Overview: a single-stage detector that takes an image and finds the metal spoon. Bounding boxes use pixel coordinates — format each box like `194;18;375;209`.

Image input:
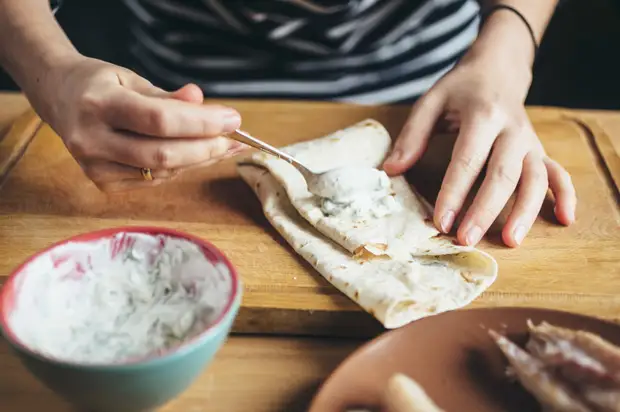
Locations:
231;128;317;184
231;129;387;199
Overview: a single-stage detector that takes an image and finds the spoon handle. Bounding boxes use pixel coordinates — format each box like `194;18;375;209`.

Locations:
230;129;312;176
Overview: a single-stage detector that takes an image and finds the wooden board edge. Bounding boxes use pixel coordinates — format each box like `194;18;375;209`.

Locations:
232;306;384;338
0;109;42;187
561;115;620;210
0;93;31;138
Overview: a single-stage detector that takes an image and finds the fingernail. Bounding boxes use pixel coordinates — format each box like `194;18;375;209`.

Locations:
465;225;482;246
440;210;455;233
223;110;241;132
513;224;526;245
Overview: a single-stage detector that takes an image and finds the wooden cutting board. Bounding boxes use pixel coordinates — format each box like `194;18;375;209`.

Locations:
0;100;619;338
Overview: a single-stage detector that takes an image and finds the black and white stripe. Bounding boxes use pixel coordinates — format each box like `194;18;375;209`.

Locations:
50;0;62;14
121;0;480;104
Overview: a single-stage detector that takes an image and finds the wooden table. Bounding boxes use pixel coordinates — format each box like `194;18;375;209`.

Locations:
1;93;619;411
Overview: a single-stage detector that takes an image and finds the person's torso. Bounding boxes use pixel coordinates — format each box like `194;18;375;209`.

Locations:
123;0;480;104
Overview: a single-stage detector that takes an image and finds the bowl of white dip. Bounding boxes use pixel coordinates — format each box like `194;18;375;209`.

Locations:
0;227;242;412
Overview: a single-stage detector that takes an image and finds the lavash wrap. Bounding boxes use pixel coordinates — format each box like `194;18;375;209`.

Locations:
237;119;498;329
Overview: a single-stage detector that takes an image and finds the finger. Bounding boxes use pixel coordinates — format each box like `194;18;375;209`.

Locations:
116;70;163;95
117;69;204;104
544;157;577;225
382;91;446;175
457;132;525;246
170;83;204;104
125;76;204;104
85;152;244;193
433;112;504;234
100;90;241;138
125;79;207;109
502;153;549;247
91;129;247;169
81;160;180;184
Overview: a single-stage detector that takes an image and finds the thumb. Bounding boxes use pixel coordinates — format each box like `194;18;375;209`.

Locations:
383;92;445;176
120;71;203;104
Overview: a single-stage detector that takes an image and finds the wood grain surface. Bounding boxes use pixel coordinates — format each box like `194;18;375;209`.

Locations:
576;112;620;199
0;334;360;412
0;109;41;187
0;99;619;338
1;95;620;412
0;93;29;138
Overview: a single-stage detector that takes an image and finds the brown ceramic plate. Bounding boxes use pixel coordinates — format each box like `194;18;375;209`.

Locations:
309;307;620;412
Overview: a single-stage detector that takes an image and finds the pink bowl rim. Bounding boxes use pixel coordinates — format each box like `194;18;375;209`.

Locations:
0;226;241;368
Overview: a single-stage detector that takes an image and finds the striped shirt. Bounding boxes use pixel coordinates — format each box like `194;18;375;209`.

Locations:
68;0;482;105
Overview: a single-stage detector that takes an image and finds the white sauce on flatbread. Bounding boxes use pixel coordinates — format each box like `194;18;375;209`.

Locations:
321;193;401;220
8;233;233;364
309;166;390;202
309;166;401;220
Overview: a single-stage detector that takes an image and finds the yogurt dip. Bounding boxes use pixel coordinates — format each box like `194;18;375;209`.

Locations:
309;166;401;220
7;232;233;364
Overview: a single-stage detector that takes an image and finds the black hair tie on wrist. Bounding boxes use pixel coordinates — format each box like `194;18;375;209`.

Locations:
481;4;539;56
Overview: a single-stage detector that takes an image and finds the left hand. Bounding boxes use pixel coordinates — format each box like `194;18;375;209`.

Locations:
383;55;576;248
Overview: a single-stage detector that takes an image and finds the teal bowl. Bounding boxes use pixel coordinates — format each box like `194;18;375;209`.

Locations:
0;227;242;412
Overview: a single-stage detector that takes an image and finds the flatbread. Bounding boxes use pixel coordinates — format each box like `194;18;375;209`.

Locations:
245;119;468;259
237;162;497;328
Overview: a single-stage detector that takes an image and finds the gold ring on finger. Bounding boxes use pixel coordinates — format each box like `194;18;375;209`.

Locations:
140;167;154;181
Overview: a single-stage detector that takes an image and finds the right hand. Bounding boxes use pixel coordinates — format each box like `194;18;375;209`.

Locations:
34;56;246;191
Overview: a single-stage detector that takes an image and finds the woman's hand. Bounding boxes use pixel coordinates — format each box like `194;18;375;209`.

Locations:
383;47;576;248
35;56;245;191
